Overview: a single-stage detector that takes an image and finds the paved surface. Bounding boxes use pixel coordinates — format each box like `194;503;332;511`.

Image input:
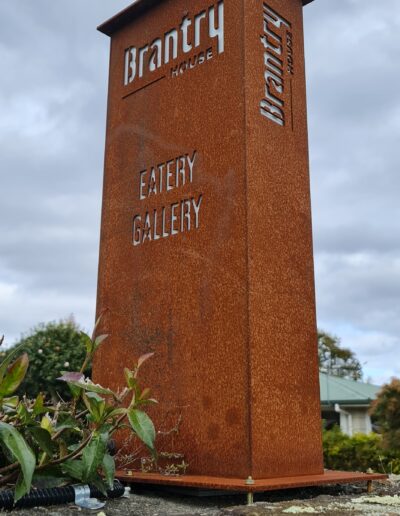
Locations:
7;477;400;515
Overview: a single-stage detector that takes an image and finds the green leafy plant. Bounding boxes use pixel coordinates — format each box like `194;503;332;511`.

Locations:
0;325;157;502
0;319;89;399
322;425;400;474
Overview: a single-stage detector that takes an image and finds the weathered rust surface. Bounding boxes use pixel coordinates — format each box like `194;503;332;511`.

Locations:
94;0;323;480
116;471;388;492
98;0;315;37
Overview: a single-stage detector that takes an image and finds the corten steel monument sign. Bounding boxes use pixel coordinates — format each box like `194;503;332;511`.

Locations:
94;0;385;492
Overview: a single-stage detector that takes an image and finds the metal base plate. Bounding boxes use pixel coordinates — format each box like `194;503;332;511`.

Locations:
116;470;387;493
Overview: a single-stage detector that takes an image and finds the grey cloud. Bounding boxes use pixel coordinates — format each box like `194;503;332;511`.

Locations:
0;1;128;342
305;0;400;381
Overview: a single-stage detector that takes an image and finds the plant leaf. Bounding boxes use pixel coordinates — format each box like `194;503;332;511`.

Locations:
2;395;19;409
82;433;108;482
32;393;46;416
137;353;154;370
106;407;127;420
66;380;117;398
68;383;82;399
85;391;104;403
138;398;158;407
40;415;53;434
61;459;84;481
102;453;115;489
15;473;29;503
127;409;156;451
83;392;106;423
0;422;35;501
80;332;93;354
58;372;84;383
0;343;26;384
91;309;108;341
139;387;151;400
0;353;29;397
93;334;108;351
124;368;136;389
54;416;81;434
17;403;33;425
33;467;67;488
90;475;107;496
29;427;55;457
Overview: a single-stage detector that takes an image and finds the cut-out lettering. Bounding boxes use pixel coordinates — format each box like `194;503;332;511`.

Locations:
259;3;294;128
194;11;207;47
123;2;225;87
124;48;137;85
132;151;203;247
181;16;193;53
208;2;224;54
149;39;162;71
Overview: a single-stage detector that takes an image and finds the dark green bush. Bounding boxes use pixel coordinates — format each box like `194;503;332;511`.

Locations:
370;378;400;450
323;426;400;474
0;318;89;399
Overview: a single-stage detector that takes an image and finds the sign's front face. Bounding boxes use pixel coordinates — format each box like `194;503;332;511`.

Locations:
96;0;252;477
95;0;323;479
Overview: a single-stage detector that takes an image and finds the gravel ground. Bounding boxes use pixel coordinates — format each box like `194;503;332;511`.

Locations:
4;477;400;515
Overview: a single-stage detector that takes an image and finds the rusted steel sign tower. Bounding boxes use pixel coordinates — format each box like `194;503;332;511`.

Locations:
94;0;385;493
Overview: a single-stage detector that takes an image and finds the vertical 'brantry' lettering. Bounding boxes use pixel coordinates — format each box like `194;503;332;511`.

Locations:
259;3;293;128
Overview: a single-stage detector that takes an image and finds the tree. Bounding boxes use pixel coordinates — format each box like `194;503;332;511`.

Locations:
0;318;89;399
370;378;400;449
318;330;363;381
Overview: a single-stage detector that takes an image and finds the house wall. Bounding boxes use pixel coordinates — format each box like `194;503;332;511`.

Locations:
322;405;373;436
338;406;372;436
349;408;372;434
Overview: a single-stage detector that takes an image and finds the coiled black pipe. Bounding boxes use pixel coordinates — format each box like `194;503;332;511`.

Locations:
0;480;125;511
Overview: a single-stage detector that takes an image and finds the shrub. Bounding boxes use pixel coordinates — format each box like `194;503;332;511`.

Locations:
0;319;89;399
323;426;400;474
370;378;400;450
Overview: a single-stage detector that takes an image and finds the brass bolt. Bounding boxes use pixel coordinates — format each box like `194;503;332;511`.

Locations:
245;477;255;505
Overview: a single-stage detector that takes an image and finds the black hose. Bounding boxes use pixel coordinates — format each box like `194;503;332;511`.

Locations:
91;480;125;499
0;480;124;511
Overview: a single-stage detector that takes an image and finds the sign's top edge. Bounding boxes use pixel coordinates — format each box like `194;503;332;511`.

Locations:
98;0;315;37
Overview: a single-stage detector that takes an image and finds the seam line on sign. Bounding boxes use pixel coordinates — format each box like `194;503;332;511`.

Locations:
290;79;294;131
122;75;166;99
241;0;253;476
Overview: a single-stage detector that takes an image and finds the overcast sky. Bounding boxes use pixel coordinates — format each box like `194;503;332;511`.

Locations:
0;0;399;385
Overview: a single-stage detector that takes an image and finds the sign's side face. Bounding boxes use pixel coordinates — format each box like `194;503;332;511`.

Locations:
243;0;323;477
94;0;252;477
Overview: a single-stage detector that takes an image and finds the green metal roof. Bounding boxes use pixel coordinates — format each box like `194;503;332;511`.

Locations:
320;373;381;406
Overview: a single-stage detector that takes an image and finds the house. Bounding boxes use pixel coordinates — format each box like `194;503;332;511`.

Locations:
320;372;381;436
